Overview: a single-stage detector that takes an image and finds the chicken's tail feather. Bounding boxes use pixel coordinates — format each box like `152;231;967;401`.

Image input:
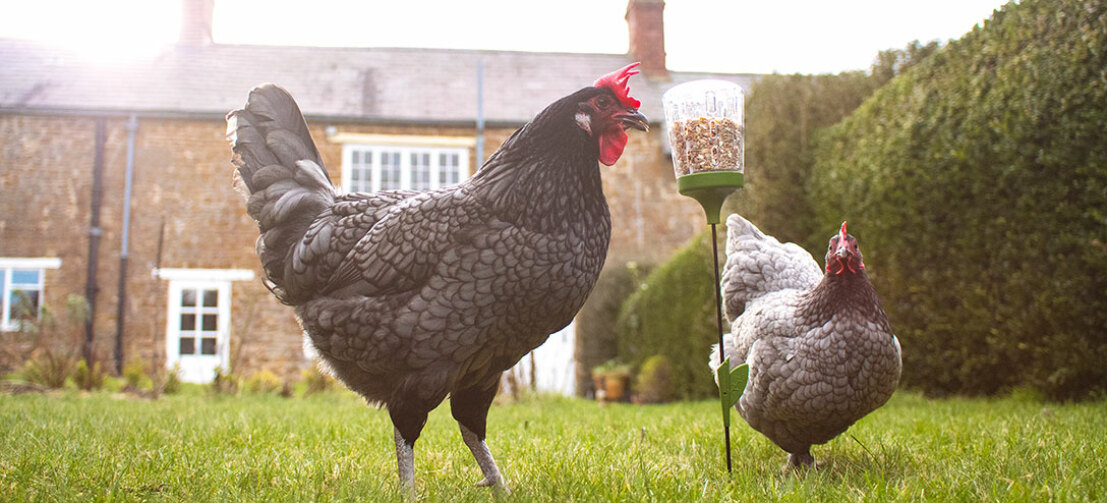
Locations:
228;84;335;302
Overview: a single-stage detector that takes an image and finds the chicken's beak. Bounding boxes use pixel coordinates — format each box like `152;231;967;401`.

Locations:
835;243;850;259
618;109;649;132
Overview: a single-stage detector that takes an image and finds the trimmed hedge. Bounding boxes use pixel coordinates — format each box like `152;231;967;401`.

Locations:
730;41;939;245
616;232;720;400
574;262;652;397
810;0;1107;400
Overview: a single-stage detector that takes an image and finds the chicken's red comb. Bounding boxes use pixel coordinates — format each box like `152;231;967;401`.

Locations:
593;62;642;109
839;221;848;240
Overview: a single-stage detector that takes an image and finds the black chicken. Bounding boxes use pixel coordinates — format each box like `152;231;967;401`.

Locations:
227;64;647;492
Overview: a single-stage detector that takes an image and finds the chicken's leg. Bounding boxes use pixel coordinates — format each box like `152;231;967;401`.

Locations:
389;403;430;497
394;427;416;492
451;382;505;489
786;449;815;470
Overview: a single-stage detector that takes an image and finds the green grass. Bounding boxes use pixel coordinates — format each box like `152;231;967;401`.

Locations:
0;389;1104;502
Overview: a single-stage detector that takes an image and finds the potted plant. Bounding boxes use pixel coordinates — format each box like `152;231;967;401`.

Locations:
591;359;632;403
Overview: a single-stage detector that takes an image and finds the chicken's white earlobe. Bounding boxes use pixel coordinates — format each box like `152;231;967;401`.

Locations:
575;111;592;136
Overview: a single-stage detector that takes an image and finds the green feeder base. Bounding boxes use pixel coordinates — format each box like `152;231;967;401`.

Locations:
677;171;744;225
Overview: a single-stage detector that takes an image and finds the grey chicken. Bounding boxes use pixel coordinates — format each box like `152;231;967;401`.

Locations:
714;214;901;469
227;64;647;492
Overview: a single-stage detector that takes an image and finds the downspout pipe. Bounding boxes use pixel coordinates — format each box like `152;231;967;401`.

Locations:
475;59;485;166
114;115;138;374
83;118;106;365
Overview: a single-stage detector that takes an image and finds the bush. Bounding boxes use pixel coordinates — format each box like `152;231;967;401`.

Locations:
210;366;239;395
121;359;149;389
574;262;652;397
809;0;1107;400
159;364;182;395
616;231;720;400
21;349;75;389
301;363;335;396
73;359;105;391
635;355;674;404
243;369;282;395
731;41;939;246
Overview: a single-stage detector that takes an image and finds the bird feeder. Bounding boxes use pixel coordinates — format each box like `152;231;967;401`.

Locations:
664;79;745;225
663;79;749;474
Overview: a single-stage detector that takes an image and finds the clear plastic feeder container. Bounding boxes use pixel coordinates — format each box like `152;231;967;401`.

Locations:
663;80;745;178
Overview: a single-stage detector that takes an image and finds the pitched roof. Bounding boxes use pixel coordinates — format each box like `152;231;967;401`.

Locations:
0;38;758;125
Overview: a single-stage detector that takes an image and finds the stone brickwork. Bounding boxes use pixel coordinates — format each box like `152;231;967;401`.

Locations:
0;112;704;378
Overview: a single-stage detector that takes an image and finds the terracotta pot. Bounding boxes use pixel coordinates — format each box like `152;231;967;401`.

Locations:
602;373;629;402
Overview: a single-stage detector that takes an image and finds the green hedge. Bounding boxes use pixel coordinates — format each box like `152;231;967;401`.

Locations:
616;232;720;400
810;0;1107;400
574;262;652;397
731;42;939;245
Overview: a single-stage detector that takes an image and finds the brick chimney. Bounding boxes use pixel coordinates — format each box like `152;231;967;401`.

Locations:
179;0;214;46
626;0;668;78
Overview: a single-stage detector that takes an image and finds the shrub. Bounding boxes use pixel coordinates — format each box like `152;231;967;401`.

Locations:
302;363;335;396
121;359;149;389
731;41;939;246
809;0;1107;400
159;364;183;395
210;366;239;395
21;349;75;389
574;262;652;397
635;355;675;404
73;359;105;391
243;369;282;395
616;231;720;400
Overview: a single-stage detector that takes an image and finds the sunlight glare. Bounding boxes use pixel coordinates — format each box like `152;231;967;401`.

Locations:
0;0;180;63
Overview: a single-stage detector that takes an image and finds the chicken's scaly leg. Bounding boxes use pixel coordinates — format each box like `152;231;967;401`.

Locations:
389;403;430;498
394;427;416;494
461;424;504;487
451;382;505;489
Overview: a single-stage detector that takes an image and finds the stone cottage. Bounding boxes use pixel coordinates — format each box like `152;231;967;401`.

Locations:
0;0;756;391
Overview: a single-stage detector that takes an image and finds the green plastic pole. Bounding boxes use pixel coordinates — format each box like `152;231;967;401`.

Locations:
678;170;747;474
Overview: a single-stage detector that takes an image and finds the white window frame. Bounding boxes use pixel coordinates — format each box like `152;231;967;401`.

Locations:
341;144;470;193
156;268;254;383
0;257;62;332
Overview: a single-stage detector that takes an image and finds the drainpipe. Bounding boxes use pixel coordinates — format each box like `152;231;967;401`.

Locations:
114;115;138;374
475;59;485;166
83;118;107;365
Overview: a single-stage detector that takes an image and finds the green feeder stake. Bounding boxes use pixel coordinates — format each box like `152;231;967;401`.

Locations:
663;79;746;473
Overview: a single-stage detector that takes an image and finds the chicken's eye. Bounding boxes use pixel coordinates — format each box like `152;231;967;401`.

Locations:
595;96;612;108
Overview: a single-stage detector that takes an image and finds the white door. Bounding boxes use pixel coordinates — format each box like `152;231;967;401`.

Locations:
166;280;230;383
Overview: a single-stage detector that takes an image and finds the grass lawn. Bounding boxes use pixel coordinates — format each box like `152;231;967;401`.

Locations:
0;387;1104;502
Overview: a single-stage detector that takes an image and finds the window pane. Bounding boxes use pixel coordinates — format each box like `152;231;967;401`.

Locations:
411;151;431;191
179;337;195;355
201;337;217;355
351;150;360;165
11;269;39;285
440;152;460;186
9;290;39;320
202;314;217;331
381;151;402;190
202;289;218;307
180;314;196;331
181;289;196;307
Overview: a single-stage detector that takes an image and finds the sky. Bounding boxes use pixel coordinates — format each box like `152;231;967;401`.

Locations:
0;0;1012;74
